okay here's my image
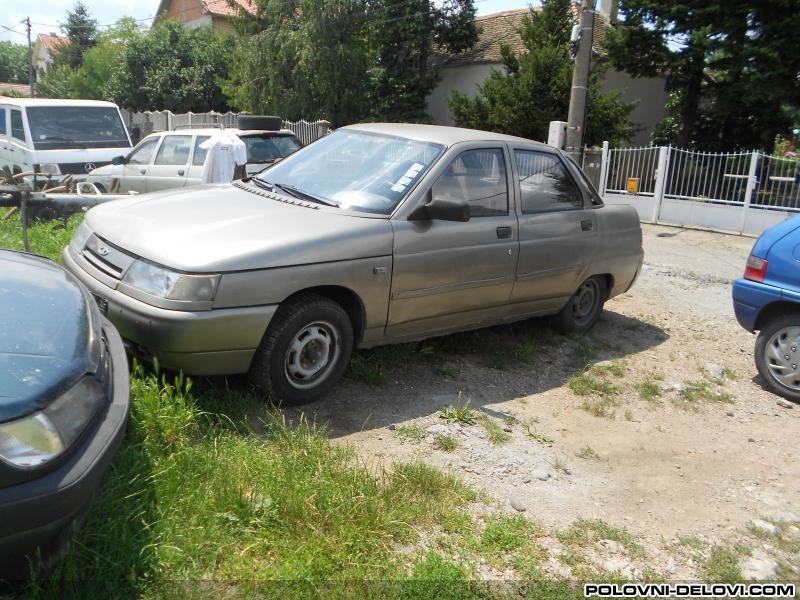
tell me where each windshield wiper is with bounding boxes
[36,136,87,148]
[272,182,340,207]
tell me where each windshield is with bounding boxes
[242,134,302,163]
[27,106,130,150]
[256,129,444,214]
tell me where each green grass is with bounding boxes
[576,445,599,460]
[477,414,511,445]
[702,545,745,583]
[0,213,81,260]
[432,434,459,452]
[439,396,477,426]
[557,518,644,557]
[568,372,622,398]
[395,423,426,443]
[679,381,734,406]
[635,379,661,402]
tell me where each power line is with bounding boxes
[0,20,28,37]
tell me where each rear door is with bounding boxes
[509,147,600,308]
[186,134,210,186]
[146,134,192,192]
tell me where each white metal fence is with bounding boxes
[599,142,800,235]
[119,109,331,145]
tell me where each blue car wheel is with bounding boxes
[755,314,800,402]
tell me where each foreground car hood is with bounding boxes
[84,183,394,272]
[0,251,93,421]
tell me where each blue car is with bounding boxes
[733,214,800,402]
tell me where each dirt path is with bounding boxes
[289,224,800,579]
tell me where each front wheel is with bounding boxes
[551,276,607,333]
[250,294,353,405]
[755,314,800,403]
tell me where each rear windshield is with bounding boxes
[242,134,302,164]
[27,106,130,150]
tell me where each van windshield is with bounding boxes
[27,106,130,150]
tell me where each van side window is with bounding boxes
[10,110,25,141]
[0,108,5,135]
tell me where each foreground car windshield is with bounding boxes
[256,130,444,214]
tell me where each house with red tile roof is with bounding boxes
[153,0,256,32]
[32,33,68,73]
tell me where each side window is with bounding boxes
[10,109,25,141]
[154,135,192,166]
[0,108,6,136]
[515,150,582,213]
[432,148,508,217]
[127,137,159,165]
[192,135,210,166]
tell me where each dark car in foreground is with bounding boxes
[0,249,129,582]
[733,214,800,401]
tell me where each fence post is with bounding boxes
[739,150,759,234]
[598,141,609,197]
[651,145,670,224]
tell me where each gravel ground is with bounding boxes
[288,223,800,580]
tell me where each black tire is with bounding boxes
[237,115,282,131]
[551,276,607,333]
[250,294,353,404]
[754,314,800,403]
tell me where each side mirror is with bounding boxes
[409,190,471,222]
[111,155,126,166]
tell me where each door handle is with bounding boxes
[496,226,512,239]
[581,219,593,231]
[178,169,185,176]
[139,169,146,175]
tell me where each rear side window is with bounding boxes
[515,150,582,213]
[192,136,210,166]
[155,135,192,166]
[0,108,5,135]
[10,109,25,141]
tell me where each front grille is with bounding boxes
[58,161,110,175]
[81,234,135,280]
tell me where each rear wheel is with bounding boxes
[551,276,607,333]
[250,294,353,404]
[755,314,800,402]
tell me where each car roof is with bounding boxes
[341,123,548,148]
[0,98,121,109]
[147,128,297,137]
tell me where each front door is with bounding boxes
[509,148,600,309]
[113,136,160,193]
[387,145,519,341]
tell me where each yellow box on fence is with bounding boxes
[626,178,640,194]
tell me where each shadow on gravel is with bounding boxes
[288,310,669,439]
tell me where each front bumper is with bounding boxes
[62,246,276,375]
[0,320,130,582]
[732,278,783,332]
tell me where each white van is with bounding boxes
[0,98,132,180]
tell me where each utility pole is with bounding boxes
[25,17,33,97]
[565,0,595,162]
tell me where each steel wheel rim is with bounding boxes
[765,326,800,392]
[284,320,340,390]
[573,280,599,324]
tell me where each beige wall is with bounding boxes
[426,62,499,126]
[166,0,205,21]
[601,69,667,146]
[427,62,667,146]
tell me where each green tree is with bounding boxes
[606,0,800,151]
[0,41,28,84]
[449,0,634,146]
[112,22,236,112]
[226,0,478,125]
[57,0,99,69]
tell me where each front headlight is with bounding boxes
[70,219,93,253]
[34,163,61,176]
[0,377,106,468]
[122,259,220,301]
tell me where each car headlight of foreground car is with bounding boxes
[0,377,106,468]
[123,259,221,301]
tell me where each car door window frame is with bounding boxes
[127,136,160,166]
[154,134,193,166]
[395,141,517,221]
[511,147,587,215]
[192,134,211,166]
[10,109,26,144]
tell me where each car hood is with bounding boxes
[84,182,394,272]
[0,250,95,421]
